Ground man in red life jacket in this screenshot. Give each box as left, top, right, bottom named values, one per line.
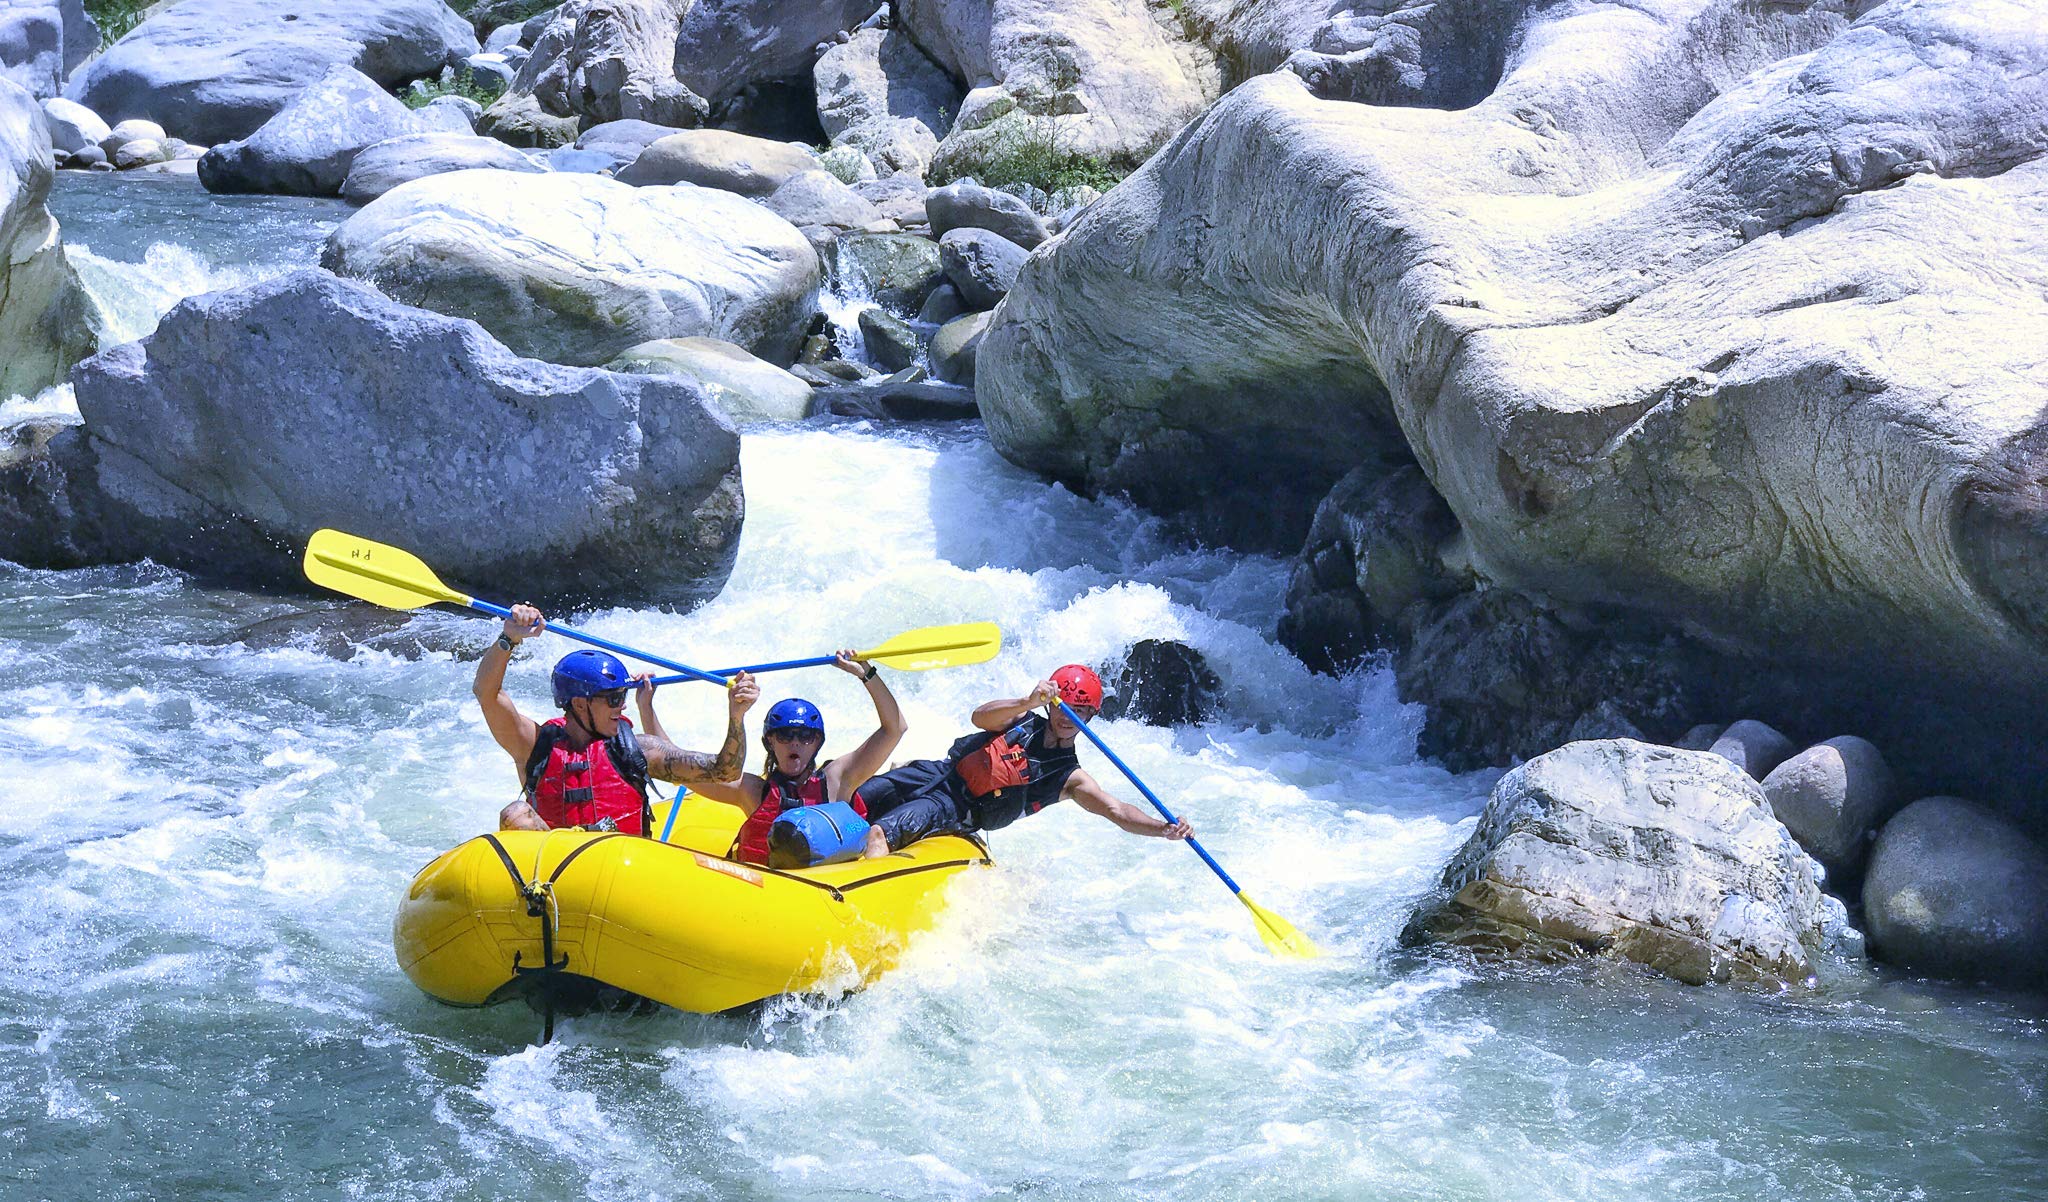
left=855, top=664, right=1194, bottom=856
left=475, top=604, right=759, bottom=834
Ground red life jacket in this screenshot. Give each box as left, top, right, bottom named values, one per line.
left=522, top=717, right=651, bottom=835
left=733, top=766, right=866, bottom=864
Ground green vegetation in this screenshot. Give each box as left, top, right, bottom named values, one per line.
left=401, top=68, right=506, bottom=110
left=932, top=55, right=1128, bottom=195
left=84, top=0, right=149, bottom=49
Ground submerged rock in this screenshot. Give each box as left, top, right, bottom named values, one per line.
left=1101, top=640, right=1222, bottom=726
left=832, top=233, right=945, bottom=313
left=198, top=64, right=420, bottom=196
left=1405, top=740, right=1853, bottom=987
left=66, top=0, right=477, bottom=144
left=813, top=378, right=977, bottom=422
left=323, top=169, right=819, bottom=367
left=1863, top=797, right=2048, bottom=988
left=0, top=270, right=742, bottom=606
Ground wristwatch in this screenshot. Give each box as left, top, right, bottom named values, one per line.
left=494, top=634, right=517, bottom=652
left=862, top=663, right=879, bottom=681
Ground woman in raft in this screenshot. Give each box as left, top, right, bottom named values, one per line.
left=642, top=650, right=907, bottom=864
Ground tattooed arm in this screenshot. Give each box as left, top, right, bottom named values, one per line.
left=642, top=671, right=757, bottom=785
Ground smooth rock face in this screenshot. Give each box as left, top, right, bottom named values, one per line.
left=672, top=0, right=875, bottom=106
left=812, top=377, right=977, bottom=421
left=482, top=0, right=704, bottom=137
left=897, top=0, right=1213, bottom=172
left=980, top=1, right=2048, bottom=780
left=917, top=281, right=966, bottom=324
left=928, top=309, right=990, bottom=385
left=603, top=335, right=813, bottom=423
left=0, top=78, right=95, bottom=398
left=615, top=128, right=814, bottom=194
left=198, top=64, right=420, bottom=196
left=110, top=138, right=169, bottom=169
left=323, top=169, right=820, bottom=367
left=99, top=117, right=163, bottom=155
left=1863, top=797, right=2048, bottom=987
left=340, top=132, right=543, bottom=203
left=32, top=270, right=742, bottom=604
left=1279, top=462, right=1464, bottom=669
left=413, top=94, right=484, bottom=133
left=39, top=97, right=106, bottom=153
left=814, top=26, right=958, bottom=178
left=1710, top=720, right=1797, bottom=782
left=1407, top=740, right=1851, bottom=986
left=853, top=172, right=928, bottom=226
left=1761, top=736, right=1898, bottom=880
left=575, top=117, right=678, bottom=159
left=67, top=0, right=478, bottom=144
left=926, top=179, right=1048, bottom=249
left=938, top=227, right=1026, bottom=310
left=763, top=168, right=885, bottom=230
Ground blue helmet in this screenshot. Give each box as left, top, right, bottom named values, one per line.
left=764, top=698, right=824, bottom=737
left=552, top=649, right=631, bottom=707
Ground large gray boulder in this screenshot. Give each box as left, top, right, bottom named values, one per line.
left=763, top=169, right=887, bottom=231
left=198, top=64, right=420, bottom=196
left=1863, top=797, right=2048, bottom=988
left=814, top=25, right=959, bottom=178
left=66, top=0, right=478, bottom=145
left=1709, top=720, right=1797, bottom=782
left=0, top=78, right=96, bottom=399
left=40, top=96, right=106, bottom=154
left=614, top=128, right=814, bottom=194
left=0, top=270, right=742, bottom=605
left=897, top=0, right=1215, bottom=175
left=322, top=169, right=820, bottom=366
left=1761, top=736, right=1898, bottom=881
left=1405, top=739, right=1854, bottom=986
left=341, top=131, right=543, bottom=202
left=980, top=0, right=2048, bottom=781
left=939, top=226, right=1026, bottom=310
left=832, top=232, right=946, bottom=312
left=603, top=336, right=812, bottom=423
left=480, top=0, right=703, bottom=142
left=926, top=179, right=1048, bottom=249
left=0, top=0, right=95, bottom=99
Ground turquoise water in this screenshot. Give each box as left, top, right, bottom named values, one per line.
left=0, top=174, right=2041, bottom=1202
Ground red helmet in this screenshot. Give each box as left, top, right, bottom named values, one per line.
left=1050, top=664, right=1103, bottom=710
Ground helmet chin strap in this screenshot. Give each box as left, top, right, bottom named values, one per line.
left=565, top=698, right=602, bottom=744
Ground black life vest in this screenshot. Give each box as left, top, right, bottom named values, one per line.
left=521, top=717, right=652, bottom=835
left=946, top=713, right=1080, bottom=831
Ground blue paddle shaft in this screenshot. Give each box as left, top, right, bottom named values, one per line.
left=647, top=654, right=837, bottom=685
left=469, top=599, right=728, bottom=686
left=1058, top=701, right=1244, bottom=895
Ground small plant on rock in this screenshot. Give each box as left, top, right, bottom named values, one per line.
left=402, top=68, right=507, bottom=110
left=85, top=0, right=149, bottom=48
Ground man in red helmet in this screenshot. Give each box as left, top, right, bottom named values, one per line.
left=855, top=664, right=1194, bottom=857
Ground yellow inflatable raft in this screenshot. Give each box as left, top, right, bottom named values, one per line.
left=394, top=795, right=991, bottom=1014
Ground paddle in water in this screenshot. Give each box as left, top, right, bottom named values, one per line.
left=1057, top=700, right=1322, bottom=959
left=300, top=528, right=728, bottom=685
left=647, top=621, right=1003, bottom=685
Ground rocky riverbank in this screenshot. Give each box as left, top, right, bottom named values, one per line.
left=3, top=0, right=2044, bottom=993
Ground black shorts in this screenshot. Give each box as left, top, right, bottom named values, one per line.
left=855, top=759, right=975, bottom=848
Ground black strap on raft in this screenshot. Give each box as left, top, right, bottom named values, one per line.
left=480, top=832, right=623, bottom=1045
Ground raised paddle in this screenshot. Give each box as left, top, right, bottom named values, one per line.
left=300, top=528, right=728, bottom=685
left=1057, top=700, right=1322, bottom=959
left=645, top=621, right=1002, bottom=685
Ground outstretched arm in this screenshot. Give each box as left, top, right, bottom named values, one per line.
left=643, top=672, right=757, bottom=785
left=972, top=678, right=1059, bottom=732
left=824, top=651, right=907, bottom=800
left=474, top=604, right=545, bottom=765
left=1065, top=769, right=1193, bottom=840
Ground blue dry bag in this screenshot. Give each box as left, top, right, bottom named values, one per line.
left=768, top=801, right=871, bottom=869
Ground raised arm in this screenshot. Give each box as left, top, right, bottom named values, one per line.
left=473, top=604, right=545, bottom=764
left=1064, top=769, right=1193, bottom=841
left=824, top=650, right=907, bottom=800
left=642, top=672, right=758, bottom=785
left=972, top=678, right=1059, bottom=731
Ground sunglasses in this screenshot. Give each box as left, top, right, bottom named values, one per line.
left=590, top=689, right=629, bottom=708
left=768, top=728, right=823, bottom=744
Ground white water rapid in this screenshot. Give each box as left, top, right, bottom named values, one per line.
left=0, top=175, right=2042, bottom=1202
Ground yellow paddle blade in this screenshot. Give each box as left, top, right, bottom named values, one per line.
left=302, top=528, right=472, bottom=611
left=858, top=621, right=1002, bottom=672
left=1238, top=891, right=1323, bottom=959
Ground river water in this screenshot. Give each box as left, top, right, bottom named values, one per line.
left=1, top=174, right=2042, bottom=1201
